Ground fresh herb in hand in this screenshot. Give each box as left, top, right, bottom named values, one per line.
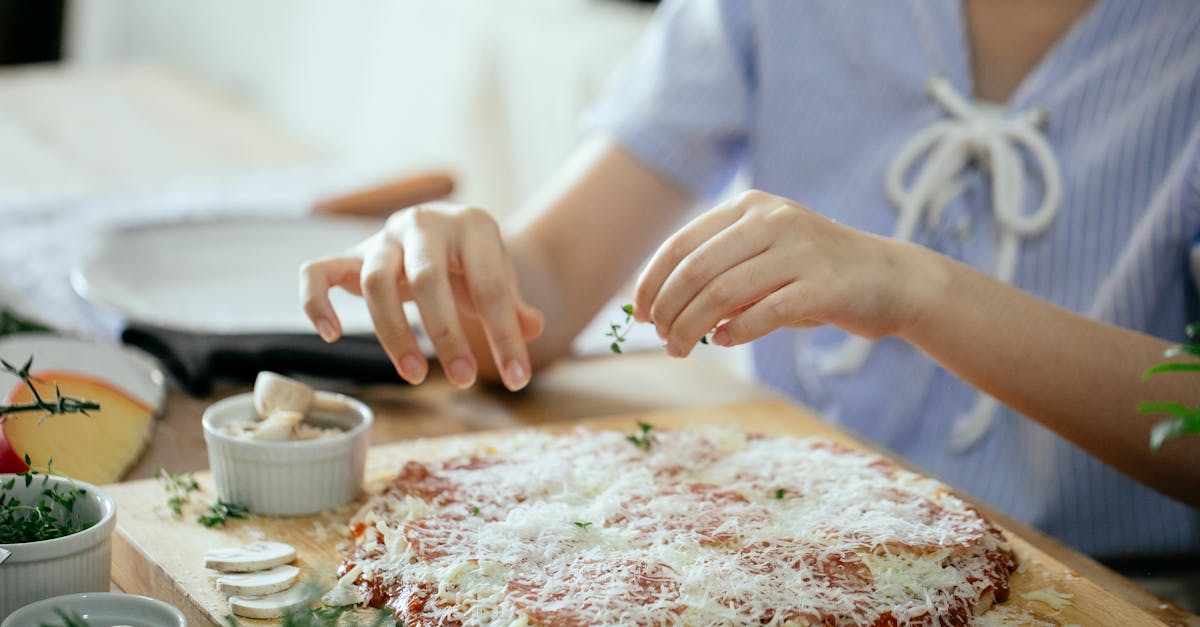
left=197, top=498, right=250, bottom=528
left=605, top=304, right=637, bottom=354
left=0, top=456, right=89, bottom=544
left=626, top=421, right=656, bottom=450
left=0, top=357, right=101, bottom=425
left=1138, top=323, right=1200, bottom=452
left=155, top=466, right=200, bottom=517
left=606, top=304, right=712, bottom=354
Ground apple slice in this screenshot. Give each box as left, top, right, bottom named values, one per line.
left=0, top=371, right=155, bottom=483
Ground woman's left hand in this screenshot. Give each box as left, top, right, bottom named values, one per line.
left=633, top=190, right=942, bottom=357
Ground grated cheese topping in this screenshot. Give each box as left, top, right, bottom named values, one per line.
left=336, top=427, right=1017, bottom=626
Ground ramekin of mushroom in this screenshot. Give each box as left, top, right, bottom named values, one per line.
left=202, top=372, right=372, bottom=516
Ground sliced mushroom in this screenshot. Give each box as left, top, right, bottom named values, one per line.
left=251, top=410, right=306, bottom=441
left=253, top=371, right=315, bottom=418
left=204, top=541, right=296, bottom=573
left=229, top=585, right=310, bottom=619
left=253, top=371, right=347, bottom=417
left=217, top=563, right=301, bottom=596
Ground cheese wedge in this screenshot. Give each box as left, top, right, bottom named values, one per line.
left=0, top=371, right=155, bottom=484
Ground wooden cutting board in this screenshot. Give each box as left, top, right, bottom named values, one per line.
left=106, top=399, right=1170, bottom=626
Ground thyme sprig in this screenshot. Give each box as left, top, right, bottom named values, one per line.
left=626, top=421, right=656, bottom=450
left=605, top=304, right=637, bottom=354
left=1138, top=323, right=1200, bottom=452
left=0, top=456, right=89, bottom=544
left=0, top=357, right=100, bottom=425
left=155, top=466, right=200, bottom=517
left=197, top=498, right=250, bottom=528
left=606, top=304, right=709, bottom=354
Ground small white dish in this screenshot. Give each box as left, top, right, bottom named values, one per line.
left=1, top=592, right=185, bottom=627
left=0, top=475, right=117, bottom=619
left=0, top=333, right=166, bottom=414
left=202, top=392, right=372, bottom=516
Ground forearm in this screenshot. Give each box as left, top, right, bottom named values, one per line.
left=898, top=243, right=1200, bottom=506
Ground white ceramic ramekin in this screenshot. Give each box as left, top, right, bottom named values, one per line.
left=1, top=592, right=186, bottom=627
left=202, top=392, right=372, bottom=516
left=0, top=475, right=117, bottom=619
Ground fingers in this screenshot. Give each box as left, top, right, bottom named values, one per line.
left=649, top=213, right=771, bottom=342
left=359, top=238, right=428, bottom=384
left=633, top=200, right=744, bottom=323
left=299, top=255, right=365, bottom=343
left=710, top=284, right=824, bottom=347
left=664, top=254, right=791, bottom=356
left=460, top=217, right=532, bottom=391
left=403, top=232, right=477, bottom=388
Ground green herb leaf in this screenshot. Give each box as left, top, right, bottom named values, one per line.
left=470, top=506, right=480, bottom=516
left=1136, top=401, right=1200, bottom=419
left=774, top=488, right=785, bottom=499
left=573, top=521, right=593, bottom=529
left=1164, top=343, right=1200, bottom=359
left=610, top=341, right=622, bottom=354
left=1141, top=361, right=1200, bottom=380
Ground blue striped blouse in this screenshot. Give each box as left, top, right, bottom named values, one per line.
left=586, top=0, right=1200, bottom=557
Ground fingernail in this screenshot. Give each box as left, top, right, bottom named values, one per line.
left=633, top=304, right=649, bottom=323
left=400, top=353, right=427, bottom=384
left=504, top=360, right=529, bottom=391
left=665, top=343, right=682, bottom=358
left=316, top=319, right=337, bottom=343
left=712, top=329, right=731, bottom=346
left=447, top=358, right=476, bottom=388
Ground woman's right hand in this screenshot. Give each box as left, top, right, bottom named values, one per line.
left=299, top=202, right=545, bottom=391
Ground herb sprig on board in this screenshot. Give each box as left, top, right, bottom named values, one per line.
left=0, top=456, right=89, bottom=544
left=1138, top=323, right=1200, bottom=451
left=0, top=357, right=101, bottom=425
left=197, top=498, right=250, bottom=528
left=155, top=466, right=200, bottom=517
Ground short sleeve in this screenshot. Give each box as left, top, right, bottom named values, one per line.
left=583, top=0, right=755, bottom=200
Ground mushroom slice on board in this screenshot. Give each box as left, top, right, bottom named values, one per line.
left=229, top=585, right=311, bottom=619
left=204, top=541, right=296, bottom=573
left=217, top=564, right=301, bottom=596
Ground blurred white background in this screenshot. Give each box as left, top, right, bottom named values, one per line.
left=65, top=0, right=654, bottom=216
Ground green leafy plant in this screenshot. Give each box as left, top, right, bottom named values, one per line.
left=0, top=357, right=101, bottom=425
left=573, top=521, right=593, bottom=530
left=1138, top=323, right=1200, bottom=452
left=0, top=456, right=89, bottom=544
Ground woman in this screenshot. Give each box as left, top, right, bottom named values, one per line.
left=299, top=0, right=1200, bottom=558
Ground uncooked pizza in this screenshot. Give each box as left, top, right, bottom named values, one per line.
left=330, top=425, right=1016, bottom=626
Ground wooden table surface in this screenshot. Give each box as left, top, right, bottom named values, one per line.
left=119, top=352, right=1198, bottom=626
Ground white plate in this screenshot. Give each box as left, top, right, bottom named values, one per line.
left=0, top=334, right=166, bottom=413
left=71, top=216, right=381, bottom=335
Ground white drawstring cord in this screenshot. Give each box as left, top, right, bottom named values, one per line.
left=818, top=76, right=1063, bottom=453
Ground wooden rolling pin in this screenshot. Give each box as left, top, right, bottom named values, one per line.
left=314, top=170, right=456, bottom=217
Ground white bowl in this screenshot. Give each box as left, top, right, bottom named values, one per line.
left=1, top=592, right=185, bottom=627
left=202, top=392, right=372, bottom=516
left=0, top=475, right=117, bottom=619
